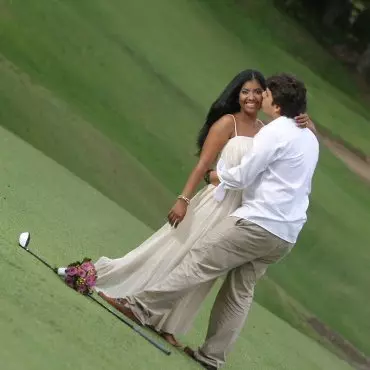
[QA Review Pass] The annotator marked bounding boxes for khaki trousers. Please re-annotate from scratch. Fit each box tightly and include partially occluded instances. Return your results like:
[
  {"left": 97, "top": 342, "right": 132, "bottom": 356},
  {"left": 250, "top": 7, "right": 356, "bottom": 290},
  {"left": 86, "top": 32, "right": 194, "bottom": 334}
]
[{"left": 128, "top": 216, "right": 293, "bottom": 368}]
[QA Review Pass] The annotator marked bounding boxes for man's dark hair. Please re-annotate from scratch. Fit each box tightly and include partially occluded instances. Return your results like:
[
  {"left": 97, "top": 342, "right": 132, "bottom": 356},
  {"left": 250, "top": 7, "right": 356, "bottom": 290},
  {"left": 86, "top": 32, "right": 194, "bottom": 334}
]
[{"left": 266, "top": 74, "right": 307, "bottom": 118}]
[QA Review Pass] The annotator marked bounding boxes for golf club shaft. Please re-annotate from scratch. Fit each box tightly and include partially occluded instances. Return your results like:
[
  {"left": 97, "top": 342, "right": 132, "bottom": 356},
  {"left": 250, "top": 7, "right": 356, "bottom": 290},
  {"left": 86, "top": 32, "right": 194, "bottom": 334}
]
[
  {"left": 88, "top": 295, "right": 171, "bottom": 356},
  {"left": 21, "top": 246, "right": 171, "bottom": 356},
  {"left": 26, "top": 248, "right": 55, "bottom": 271}
]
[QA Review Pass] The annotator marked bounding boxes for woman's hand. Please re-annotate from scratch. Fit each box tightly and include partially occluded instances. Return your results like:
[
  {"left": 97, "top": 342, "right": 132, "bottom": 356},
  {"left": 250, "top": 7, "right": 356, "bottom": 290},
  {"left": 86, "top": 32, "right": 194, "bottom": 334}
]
[
  {"left": 167, "top": 116, "right": 234, "bottom": 229},
  {"left": 295, "top": 113, "right": 310, "bottom": 128},
  {"left": 168, "top": 199, "right": 188, "bottom": 228},
  {"left": 209, "top": 170, "right": 220, "bottom": 186},
  {"left": 295, "top": 113, "right": 318, "bottom": 136}
]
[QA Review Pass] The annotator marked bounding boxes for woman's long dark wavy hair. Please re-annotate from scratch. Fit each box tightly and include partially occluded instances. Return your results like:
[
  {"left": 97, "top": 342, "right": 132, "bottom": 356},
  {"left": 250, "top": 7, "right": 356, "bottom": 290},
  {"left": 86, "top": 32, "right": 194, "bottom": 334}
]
[{"left": 196, "top": 69, "right": 266, "bottom": 155}]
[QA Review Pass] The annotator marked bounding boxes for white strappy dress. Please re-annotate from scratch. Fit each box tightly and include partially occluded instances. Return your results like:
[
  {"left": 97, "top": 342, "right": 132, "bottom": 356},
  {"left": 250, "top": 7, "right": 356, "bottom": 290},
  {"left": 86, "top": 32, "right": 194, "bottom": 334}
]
[{"left": 94, "top": 117, "right": 256, "bottom": 334}]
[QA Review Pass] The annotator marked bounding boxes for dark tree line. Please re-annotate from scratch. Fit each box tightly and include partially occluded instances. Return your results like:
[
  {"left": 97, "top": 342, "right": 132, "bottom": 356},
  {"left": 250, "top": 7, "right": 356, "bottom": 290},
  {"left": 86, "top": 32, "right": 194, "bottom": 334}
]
[{"left": 277, "top": 0, "right": 370, "bottom": 79}]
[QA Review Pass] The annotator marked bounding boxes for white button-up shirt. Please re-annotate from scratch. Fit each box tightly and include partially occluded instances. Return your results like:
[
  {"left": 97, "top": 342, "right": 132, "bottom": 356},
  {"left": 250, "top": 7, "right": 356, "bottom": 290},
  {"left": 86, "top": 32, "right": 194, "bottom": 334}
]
[{"left": 217, "top": 116, "right": 319, "bottom": 243}]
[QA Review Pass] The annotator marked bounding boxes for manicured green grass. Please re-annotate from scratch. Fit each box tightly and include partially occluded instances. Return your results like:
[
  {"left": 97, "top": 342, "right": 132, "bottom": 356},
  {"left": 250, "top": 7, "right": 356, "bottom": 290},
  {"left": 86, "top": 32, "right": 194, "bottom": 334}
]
[{"left": 0, "top": 0, "right": 369, "bottom": 365}]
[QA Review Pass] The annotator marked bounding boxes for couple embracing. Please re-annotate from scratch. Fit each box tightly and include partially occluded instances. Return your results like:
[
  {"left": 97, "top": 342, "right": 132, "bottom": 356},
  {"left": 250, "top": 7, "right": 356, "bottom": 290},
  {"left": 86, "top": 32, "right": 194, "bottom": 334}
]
[{"left": 72, "top": 70, "right": 319, "bottom": 369}]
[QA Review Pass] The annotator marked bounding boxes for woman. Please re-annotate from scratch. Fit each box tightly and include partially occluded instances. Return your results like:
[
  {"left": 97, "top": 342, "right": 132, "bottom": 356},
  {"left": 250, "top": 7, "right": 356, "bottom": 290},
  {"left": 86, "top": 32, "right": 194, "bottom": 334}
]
[{"left": 82, "top": 70, "right": 313, "bottom": 346}]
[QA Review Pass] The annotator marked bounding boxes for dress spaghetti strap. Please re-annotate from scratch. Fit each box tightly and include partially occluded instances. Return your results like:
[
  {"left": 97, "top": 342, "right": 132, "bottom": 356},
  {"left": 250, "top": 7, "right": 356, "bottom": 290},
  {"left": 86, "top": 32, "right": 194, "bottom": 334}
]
[{"left": 228, "top": 114, "right": 238, "bottom": 137}]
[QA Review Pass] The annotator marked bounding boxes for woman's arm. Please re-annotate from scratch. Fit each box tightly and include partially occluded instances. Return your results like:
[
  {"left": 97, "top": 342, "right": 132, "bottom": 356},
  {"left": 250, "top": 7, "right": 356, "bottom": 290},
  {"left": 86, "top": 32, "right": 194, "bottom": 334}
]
[
  {"left": 167, "top": 115, "right": 234, "bottom": 227},
  {"left": 306, "top": 119, "right": 318, "bottom": 136},
  {"left": 295, "top": 113, "right": 318, "bottom": 136}
]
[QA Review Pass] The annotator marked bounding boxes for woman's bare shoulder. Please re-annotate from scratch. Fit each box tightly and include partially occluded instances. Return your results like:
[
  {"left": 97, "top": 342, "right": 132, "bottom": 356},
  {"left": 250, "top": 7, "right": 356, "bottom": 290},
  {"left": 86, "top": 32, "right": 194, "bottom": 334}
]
[{"left": 210, "top": 114, "right": 235, "bottom": 133}]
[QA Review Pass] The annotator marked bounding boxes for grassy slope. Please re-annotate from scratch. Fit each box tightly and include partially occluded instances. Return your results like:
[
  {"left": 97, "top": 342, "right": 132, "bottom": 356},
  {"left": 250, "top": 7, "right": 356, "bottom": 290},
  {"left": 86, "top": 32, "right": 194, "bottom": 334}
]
[
  {"left": 0, "top": 0, "right": 369, "bottom": 360},
  {"left": 0, "top": 54, "right": 173, "bottom": 229},
  {"left": 0, "top": 126, "right": 353, "bottom": 370}
]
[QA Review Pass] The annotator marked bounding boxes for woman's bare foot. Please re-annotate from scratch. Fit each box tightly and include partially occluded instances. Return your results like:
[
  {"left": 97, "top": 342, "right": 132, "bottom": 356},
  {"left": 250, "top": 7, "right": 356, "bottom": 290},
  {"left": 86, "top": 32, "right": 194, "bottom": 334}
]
[
  {"left": 98, "top": 292, "right": 126, "bottom": 310},
  {"left": 97, "top": 292, "right": 142, "bottom": 325},
  {"left": 161, "top": 332, "right": 183, "bottom": 348}
]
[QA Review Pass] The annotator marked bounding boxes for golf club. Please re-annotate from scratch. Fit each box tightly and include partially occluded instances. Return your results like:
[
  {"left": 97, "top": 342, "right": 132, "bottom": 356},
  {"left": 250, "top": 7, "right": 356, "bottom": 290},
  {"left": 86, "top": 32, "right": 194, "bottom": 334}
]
[{"left": 18, "top": 232, "right": 171, "bottom": 356}]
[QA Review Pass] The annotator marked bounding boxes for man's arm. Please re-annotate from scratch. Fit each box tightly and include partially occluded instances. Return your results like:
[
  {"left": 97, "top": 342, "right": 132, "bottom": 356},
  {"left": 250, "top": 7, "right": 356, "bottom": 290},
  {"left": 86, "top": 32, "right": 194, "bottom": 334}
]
[{"left": 217, "top": 126, "right": 282, "bottom": 190}]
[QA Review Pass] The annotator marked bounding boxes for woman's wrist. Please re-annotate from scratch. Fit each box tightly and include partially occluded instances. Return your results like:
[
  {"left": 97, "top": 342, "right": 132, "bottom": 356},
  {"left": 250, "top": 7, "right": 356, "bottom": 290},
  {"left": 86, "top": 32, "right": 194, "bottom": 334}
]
[
  {"left": 177, "top": 195, "right": 190, "bottom": 205},
  {"left": 204, "top": 169, "right": 213, "bottom": 184}
]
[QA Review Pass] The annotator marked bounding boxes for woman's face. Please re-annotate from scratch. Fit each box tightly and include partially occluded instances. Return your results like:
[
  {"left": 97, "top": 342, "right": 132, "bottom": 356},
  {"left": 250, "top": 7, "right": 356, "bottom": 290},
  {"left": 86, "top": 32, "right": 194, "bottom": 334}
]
[{"left": 238, "top": 79, "right": 264, "bottom": 115}]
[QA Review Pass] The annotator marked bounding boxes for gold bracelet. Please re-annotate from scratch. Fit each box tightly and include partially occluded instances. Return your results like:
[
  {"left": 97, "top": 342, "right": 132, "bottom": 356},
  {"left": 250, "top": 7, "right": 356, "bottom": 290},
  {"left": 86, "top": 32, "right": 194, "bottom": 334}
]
[{"left": 177, "top": 195, "right": 190, "bottom": 205}]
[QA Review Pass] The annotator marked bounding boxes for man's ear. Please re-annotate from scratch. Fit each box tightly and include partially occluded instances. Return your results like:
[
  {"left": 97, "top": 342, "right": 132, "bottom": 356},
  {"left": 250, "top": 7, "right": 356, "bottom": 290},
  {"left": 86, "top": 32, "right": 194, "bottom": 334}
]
[{"left": 273, "top": 104, "right": 281, "bottom": 116}]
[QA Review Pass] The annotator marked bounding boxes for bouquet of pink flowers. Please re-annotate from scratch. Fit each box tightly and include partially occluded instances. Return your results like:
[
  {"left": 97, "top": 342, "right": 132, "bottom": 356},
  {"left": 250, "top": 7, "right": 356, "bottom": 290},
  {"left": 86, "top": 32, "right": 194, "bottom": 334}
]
[{"left": 62, "top": 258, "right": 97, "bottom": 295}]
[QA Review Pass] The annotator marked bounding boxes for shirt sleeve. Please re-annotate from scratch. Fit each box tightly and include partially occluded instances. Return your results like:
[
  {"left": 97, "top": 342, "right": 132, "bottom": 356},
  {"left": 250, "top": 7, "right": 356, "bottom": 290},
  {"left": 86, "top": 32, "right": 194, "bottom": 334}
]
[{"left": 217, "top": 126, "right": 282, "bottom": 190}]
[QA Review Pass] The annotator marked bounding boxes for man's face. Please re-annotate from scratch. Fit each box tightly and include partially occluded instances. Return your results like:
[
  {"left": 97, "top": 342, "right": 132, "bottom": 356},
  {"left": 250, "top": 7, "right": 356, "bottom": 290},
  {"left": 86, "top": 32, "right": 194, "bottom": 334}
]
[{"left": 262, "top": 88, "right": 280, "bottom": 118}]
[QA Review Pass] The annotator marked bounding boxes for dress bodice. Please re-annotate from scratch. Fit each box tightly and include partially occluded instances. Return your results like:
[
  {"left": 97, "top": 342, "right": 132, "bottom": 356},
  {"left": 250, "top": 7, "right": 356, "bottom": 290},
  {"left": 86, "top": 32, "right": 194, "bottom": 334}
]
[
  {"left": 219, "top": 136, "right": 254, "bottom": 169},
  {"left": 213, "top": 136, "right": 254, "bottom": 202}
]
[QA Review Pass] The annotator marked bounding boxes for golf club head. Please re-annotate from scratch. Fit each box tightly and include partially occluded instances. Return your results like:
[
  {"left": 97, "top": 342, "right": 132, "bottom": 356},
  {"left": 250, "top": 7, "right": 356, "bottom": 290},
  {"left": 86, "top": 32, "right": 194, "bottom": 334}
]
[{"left": 19, "top": 232, "right": 31, "bottom": 249}]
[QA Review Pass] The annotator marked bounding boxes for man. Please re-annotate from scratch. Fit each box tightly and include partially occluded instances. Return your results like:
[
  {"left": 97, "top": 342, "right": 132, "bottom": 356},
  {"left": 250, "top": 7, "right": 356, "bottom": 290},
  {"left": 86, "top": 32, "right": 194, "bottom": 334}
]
[{"left": 100, "top": 74, "right": 319, "bottom": 369}]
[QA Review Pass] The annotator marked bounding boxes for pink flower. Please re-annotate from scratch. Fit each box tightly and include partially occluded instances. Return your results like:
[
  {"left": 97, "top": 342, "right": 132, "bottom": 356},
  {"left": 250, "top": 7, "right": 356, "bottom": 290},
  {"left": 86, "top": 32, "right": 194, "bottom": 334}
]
[
  {"left": 81, "top": 262, "right": 94, "bottom": 272},
  {"left": 77, "top": 285, "right": 87, "bottom": 294},
  {"left": 87, "top": 272, "right": 96, "bottom": 279},
  {"left": 66, "top": 267, "right": 78, "bottom": 276},
  {"left": 86, "top": 275, "right": 96, "bottom": 287},
  {"left": 65, "top": 276, "right": 75, "bottom": 288},
  {"left": 77, "top": 268, "right": 87, "bottom": 278}
]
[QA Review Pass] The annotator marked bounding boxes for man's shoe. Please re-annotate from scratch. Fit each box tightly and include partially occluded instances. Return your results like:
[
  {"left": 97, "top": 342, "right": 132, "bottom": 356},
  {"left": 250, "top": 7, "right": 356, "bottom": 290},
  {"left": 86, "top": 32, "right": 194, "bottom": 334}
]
[{"left": 184, "top": 346, "right": 217, "bottom": 370}]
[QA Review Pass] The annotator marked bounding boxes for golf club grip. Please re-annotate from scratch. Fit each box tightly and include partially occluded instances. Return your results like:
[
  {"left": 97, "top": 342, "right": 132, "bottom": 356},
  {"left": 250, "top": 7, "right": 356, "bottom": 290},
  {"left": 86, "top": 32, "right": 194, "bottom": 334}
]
[{"left": 89, "top": 296, "right": 171, "bottom": 356}]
